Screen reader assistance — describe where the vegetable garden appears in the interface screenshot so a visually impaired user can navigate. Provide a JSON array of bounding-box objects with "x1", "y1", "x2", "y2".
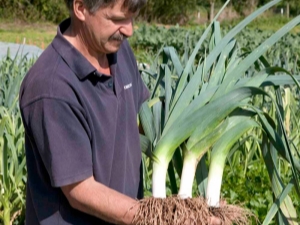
[{"x1": 1, "y1": 0, "x2": 300, "y2": 224}]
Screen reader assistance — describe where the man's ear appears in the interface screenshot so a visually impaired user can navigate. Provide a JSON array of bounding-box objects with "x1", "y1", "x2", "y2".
[{"x1": 73, "y1": 0, "x2": 86, "y2": 21}]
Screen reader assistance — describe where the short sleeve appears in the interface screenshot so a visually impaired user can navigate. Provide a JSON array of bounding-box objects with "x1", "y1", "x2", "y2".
[{"x1": 22, "y1": 98, "x2": 93, "y2": 187}]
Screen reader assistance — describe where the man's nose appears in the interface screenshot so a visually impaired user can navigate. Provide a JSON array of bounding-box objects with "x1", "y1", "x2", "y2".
[{"x1": 120, "y1": 18, "x2": 134, "y2": 38}]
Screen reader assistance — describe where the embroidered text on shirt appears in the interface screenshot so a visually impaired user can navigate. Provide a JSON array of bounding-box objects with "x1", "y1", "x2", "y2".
[{"x1": 124, "y1": 83, "x2": 132, "y2": 90}]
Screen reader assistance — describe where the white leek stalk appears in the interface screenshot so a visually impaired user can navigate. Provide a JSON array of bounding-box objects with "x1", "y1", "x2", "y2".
[
  {"x1": 178, "y1": 119, "x2": 229, "y2": 199},
  {"x1": 206, "y1": 156, "x2": 226, "y2": 207},
  {"x1": 178, "y1": 153, "x2": 198, "y2": 198},
  {"x1": 206, "y1": 118, "x2": 259, "y2": 207},
  {"x1": 152, "y1": 161, "x2": 168, "y2": 198}
]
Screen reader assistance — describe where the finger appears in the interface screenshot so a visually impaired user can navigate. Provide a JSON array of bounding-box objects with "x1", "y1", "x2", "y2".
[
  {"x1": 209, "y1": 216, "x2": 222, "y2": 225},
  {"x1": 220, "y1": 199, "x2": 227, "y2": 207}
]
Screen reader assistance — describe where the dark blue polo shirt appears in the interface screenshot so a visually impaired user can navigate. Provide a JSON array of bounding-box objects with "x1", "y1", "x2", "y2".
[{"x1": 19, "y1": 18, "x2": 149, "y2": 225}]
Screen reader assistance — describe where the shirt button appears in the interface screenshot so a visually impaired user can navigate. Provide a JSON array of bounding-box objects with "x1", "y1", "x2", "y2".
[{"x1": 108, "y1": 81, "x2": 113, "y2": 88}]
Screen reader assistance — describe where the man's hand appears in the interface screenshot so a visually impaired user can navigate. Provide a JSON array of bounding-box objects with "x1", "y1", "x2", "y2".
[
  {"x1": 209, "y1": 200, "x2": 226, "y2": 225},
  {"x1": 183, "y1": 215, "x2": 221, "y2": 225}
]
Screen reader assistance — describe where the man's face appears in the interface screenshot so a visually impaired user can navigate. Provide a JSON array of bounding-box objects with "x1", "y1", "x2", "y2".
[{"x1": 82, "y1": 0, "x2": 137, "y2": 54}]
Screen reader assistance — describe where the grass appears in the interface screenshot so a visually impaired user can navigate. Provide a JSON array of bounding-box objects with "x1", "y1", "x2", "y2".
[
  {"x1": 0, "y1": 15, "x2": 299, "y2": 52},
  {"x1": 220, "y1": 15, "x2": 300, "y2": 33},
  {"x1": 0, "y1": 19, "x2": 56, "y2": 50}
]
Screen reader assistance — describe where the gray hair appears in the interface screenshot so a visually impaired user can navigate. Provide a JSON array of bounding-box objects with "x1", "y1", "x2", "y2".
[{"x1": 64, "y1": 0, "x2": 147, "y2": 14}]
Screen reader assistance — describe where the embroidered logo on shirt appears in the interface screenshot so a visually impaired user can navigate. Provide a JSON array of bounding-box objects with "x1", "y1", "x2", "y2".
[{"x1": 124, "y1": 83, "x2": 132, "y2": 90}]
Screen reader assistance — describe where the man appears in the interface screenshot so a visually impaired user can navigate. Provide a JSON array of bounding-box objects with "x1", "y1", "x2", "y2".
[{"x1": 19, "y1": 0, "x2": 221, "y2": 224}]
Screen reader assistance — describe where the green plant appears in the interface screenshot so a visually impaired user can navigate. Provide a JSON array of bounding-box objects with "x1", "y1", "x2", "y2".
[
  {"x1": 0, "y1": 0, "x2": 68, "y2": 23},
  {"x1": 138, "y1": 0, "x2": 300, "y2": 223},
  {"x1": 0, "y1": 52, "x2": 35, "y2": 225}
]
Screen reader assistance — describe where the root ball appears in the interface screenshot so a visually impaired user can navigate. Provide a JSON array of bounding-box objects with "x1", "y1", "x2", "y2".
[{"x1": 132, "y1": 196, "x2": 254, "y2": 225}]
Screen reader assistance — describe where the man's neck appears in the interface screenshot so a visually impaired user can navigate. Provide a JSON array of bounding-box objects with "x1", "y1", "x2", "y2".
[{"x1": 62, "y1": 21, "x2": 111, "y2": 76}]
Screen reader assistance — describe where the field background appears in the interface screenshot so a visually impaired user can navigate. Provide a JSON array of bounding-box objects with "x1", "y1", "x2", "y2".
[
  {"x1": 0, "y1": 0, "x2": 300, "y2": 224},
  {"x1": 0, "y1": 0, "x2": 300, "y2": 54}
]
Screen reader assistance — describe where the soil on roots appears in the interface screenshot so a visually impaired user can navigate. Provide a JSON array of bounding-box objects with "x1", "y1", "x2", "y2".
[{"x1": 132, "y1": 196, "x2": 253, "y2": 225}]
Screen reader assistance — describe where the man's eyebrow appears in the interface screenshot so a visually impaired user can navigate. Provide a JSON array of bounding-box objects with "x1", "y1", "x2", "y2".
[
  {"x1": 106, "y1": 12, "x2": 127, "y2": 19},
  {"x1": 110, "y1": 15, "x2": 127, "y2": 19},
  {"x1": 106, "y1": 10, "x2": 138, "y2": 20}
]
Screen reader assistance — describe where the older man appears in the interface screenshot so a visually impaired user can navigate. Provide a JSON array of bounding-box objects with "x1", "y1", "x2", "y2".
[{"x1": 19, "y1": 0, "x2": 221, "y2": 224}]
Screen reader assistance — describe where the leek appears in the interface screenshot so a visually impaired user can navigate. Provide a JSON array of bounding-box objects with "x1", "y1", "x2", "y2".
[
  {"x1": 178, "y1": 118, "x2": 229, "y2": 199},
  {"x1": 206, "y1": 118, "x2": 259, "y2": 207},
  {"x1": 151, "y1": 87, "x2": 264, "y2": 198}
]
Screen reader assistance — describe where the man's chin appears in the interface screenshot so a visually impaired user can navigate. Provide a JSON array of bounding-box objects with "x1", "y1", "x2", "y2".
[{"x1": 106, "y1": 42, "x2": 123, "y2": 53}]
